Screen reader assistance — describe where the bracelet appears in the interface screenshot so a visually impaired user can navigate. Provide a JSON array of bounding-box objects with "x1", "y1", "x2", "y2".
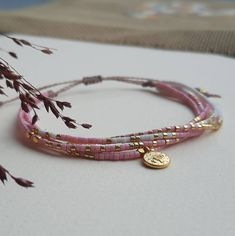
[{"x1": 18, "y1": 76, "x2": 223, "y2": 169}]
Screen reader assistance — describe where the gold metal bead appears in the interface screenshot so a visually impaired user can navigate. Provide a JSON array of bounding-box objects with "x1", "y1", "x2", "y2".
[
  {"x1": 183, "y1": 125, "x2": 190, "y2": 131},
  {"x1": 129, "y1": 143, "x2": 135, "y2": 148},
  {"x1": 172, "y1": 132, "x2": 177, "y2": 138},
  {"x1": 175, "y1": 126, "x2": 181, "y2": 131},
  {"x1": 153, "y1": 133, "x2": 159, "y2": 139},
  {"x1": 139, "y1": 142, "x2": 144, "y2": 147},
  {"x1": 33, "y1": 128, "x2": 39, "y2": 135},
  {"x1": 163, "y1": 133, "x2": 168, "y2": 138},
  {"x1": 32, "y1": 135, "x2": 40, "y2": 143},
  {"x1": 191, "y1": 124, "x2": 196, "y2": 129},
  {"x1": 45, "y1": 132, "x2": 50, "y2": 140},
  {"x1": 45, "y1": 141, "x2": 53, "y2": 147},
  {"x1": 56, "y1": 134, "x2": 62, "y2": 139},
  {"x1": 134, "y1": 142, "x2": 139, "y2": 147},
  {"x1": 26, "y1": 132, "x2": 31, "y2": 139},
  {"x1": 130, "y1": 135, "x2": 136, "y2": 142},
  {"x1": 175, "y1": 138, "x2": 180, "y2": 143},
  {"x1": 75, "y1": 152, "x2": 81, "y2": 157},
  {"x1": 106, "y1": 138, "x2": 112, "y2": 144},
  {"x1": 70, "y1": 145, "x2": 77, "y2": 152},
  {"x1": 152, "y1": 140, "x2": 157, "y2": 145},
  {"x1": 115, "y1": 145, "x2": 121, "y2": 151},
  {"x1": 56, "y1": 144, "x2": 62, "y2": 150},
  {"x1": 100, "y1": 146, "x2": 106, "y2": 152},
  {"x1": 84, "y1": 154, "x2": 95, "y2": 159},
  {"x1": 166, "y1": 139, "x2": 171, "y2": 145},
  {"x1": 85, "y1": 145, "x2": 91, "y2": 152}
]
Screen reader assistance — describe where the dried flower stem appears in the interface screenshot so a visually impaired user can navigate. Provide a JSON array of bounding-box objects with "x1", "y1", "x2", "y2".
[
  {"x1": 0, "y1": 34, "x2": 92, "y2": 188},
  {"x1": 0, "y1": 164, "x2": 34, "y2": 188}
]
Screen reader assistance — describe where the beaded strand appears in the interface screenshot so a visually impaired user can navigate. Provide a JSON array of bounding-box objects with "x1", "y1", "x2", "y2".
[{"x1": 18, "y1": 76, "x2": 222, "y2": 165}]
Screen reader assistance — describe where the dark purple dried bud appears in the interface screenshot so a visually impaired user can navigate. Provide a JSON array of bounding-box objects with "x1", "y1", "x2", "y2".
[
  {"x1": 13, "y1": 80, "x2": 20, "y2": 91},
  {"x1": 32, "y1": 114, "x2": 39, "y2": 125},
  {"x1": 22, "y1": 83, "x2": 33, "y2": 91},
  {"x1": 8, "y1": 51, "x2": 18, "y2": 59},
  {"x1": 43, "y1": 100, "x2": 50, "y2": 112},
  {"x1": 12, "y1": 177, "x2": 34, "y2": 188},
  {"x1": 50, "y1": 104, "x2": 60, "y2": 118},
  {"x1": 41, "y1": 48, "x2": 53, "y2": 55},
  {"x1": 65, "y1": 121, "x2": 77, "y2": 129},
  {"x1": 19, "y1": 39, "x2": 32, "y2": 46},
  {"x1": 36, "y1": 94, "x2": 45, "y2": 100},
  {"x1": 12, "y1": 38, "x2": 23, "y2": 46},
  {"x1": 81, "y1": 123, "x2": 92, "y2": 129},
  {"x1": 0, "y1": 165, "x2": 7, "y2": 184},
  {"x1": 62, "y1": 116, "x2": 76, "y2": 123},
  {"x1": 21, "y1": 102, "x2": 29, "y2": 113},
  {"x1": 61, "y1": 101, "x2": 71, "y2": 108},
  {"x1": 56, "y1": 101, "x2": 64, "y2": 111},
  {"x1": 6, "y1": 80, "x2": 13, "y2": 89},
  {"x1": 0, "y1": 89, "x2": 7, "y2": 96}
]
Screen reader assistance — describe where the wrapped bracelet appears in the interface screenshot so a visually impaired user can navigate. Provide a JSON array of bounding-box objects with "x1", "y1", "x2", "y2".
[{"x1": 18, "y1": 76, "x2": 223, "y2": 169}]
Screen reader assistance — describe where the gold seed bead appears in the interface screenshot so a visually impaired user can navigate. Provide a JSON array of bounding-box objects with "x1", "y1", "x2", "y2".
[
  {"x1": 139, "y1": 142, "x2": 144, "y2": 147},
  {"x1": 56, "y1": 134, "x2": 62, "y2": 139},
  {"x1": 197, "y1": 124, "x2": 202, "y2": 129},
  {"x1": 172, "y1": 132, "x2": 177, "y2": 138},
  {"x1": 56, "y1": 144, "x2": 62, "y2": 150},
  {"x1": 26, "y1": 132, "x2": 31, "y2": 139},
  {"x1": 154, "y1": 133, "x2": 159, "y2": 139},
  {"x1": 152, "y1": 140, "x2": 157, "y2": 145},
  {"x1": 45, "y1": 141, "x2": 53, "y2": 147},
  {"x1": 134, "y1": 142, "x2": 139, "y2": 147},
  {"x1": 100, "y1": 146, "x2": 106, "y2": 152},
  {"x1": 130, "y1": 136, "x2": 136, "y2": 142},
  {"x1": 33, "y1": 128, "x2": 39, "y2": 135},
  {"x1": 184, "y1": 125, "x2": 190, "y2": 131},
  {"x1": 85, "y1": 145, "x2": 91, "y2": 153},
  {"x1": 163, "y1": 133, "x2": 168, "y2": 138},
  {"x1": 84, "y1": 154, "x2": 95, "y2": 159},
  {"x1": 106, "y1": 138, "x2": 112, "y2": 144},
  {"x1": 129, "y1": 143, "x2": 135, "y2": 148},
  {"x1": 70, "y1": 145, "x2": 77, "y2": 152},
  {"x1": 115, "y1": 145, "x2": 121, "y2": 151},
  {"x1": 45, "y1": 132, "x2": 50, "y2": 140},
  {"x1": 194, "y1": 116, "x2": 201, "y2": 122},
  {"x1": 175, "y1": 126, "x2": 181, "y2": 131},
  {"x1": 166, "y1": 139, "x2": 171, "y2": 145},
  {"x1": 32, "y1": 135, "x2": 40, "y2": 143},
  {"x1": 75, "y1": 152, "x2": 81, "y2": 157}
]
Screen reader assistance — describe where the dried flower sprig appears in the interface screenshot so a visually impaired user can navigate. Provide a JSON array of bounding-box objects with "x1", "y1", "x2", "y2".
[
  {"x1": 0, "y1": 34, "x2": 92, "y2": 188},
  {"x1": 0, "y1": 35, "x2": 92, "y2": 129},
  {"x1": 0, "y1": 164, "x2": 34, "y2": 188},
  {"x1": 0, "y1": 33, "x2": 54, "y2": 55}
]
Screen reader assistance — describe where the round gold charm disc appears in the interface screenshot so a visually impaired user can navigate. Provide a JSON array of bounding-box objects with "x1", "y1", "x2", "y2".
[{"x1": 143, "y1": 151, "x2": 170, "y2": 169}]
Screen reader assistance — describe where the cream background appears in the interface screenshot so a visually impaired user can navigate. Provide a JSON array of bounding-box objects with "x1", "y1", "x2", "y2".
[{"x1": 0, "y1": 35, "x2": 234, "y2": 236}]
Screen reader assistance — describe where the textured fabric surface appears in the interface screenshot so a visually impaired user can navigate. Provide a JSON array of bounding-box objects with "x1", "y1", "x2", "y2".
[{"x1": 0, "y1": 0, "x2": 235, "y2": 56}]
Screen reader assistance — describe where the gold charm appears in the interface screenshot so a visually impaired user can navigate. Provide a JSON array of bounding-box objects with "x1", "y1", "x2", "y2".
[{"x1": 138, "y1": 147, "x2": 170, "y2": 169}]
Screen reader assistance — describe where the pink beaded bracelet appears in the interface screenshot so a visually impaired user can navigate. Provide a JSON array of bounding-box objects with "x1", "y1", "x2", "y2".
[{"x1": 18, "y1": 76, "x2": 223, "y2": 169}]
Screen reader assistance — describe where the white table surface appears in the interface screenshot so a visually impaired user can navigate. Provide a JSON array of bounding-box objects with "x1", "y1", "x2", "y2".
[{"x1": 0, "y1": 34, "x2": 234, "y2": 236}]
